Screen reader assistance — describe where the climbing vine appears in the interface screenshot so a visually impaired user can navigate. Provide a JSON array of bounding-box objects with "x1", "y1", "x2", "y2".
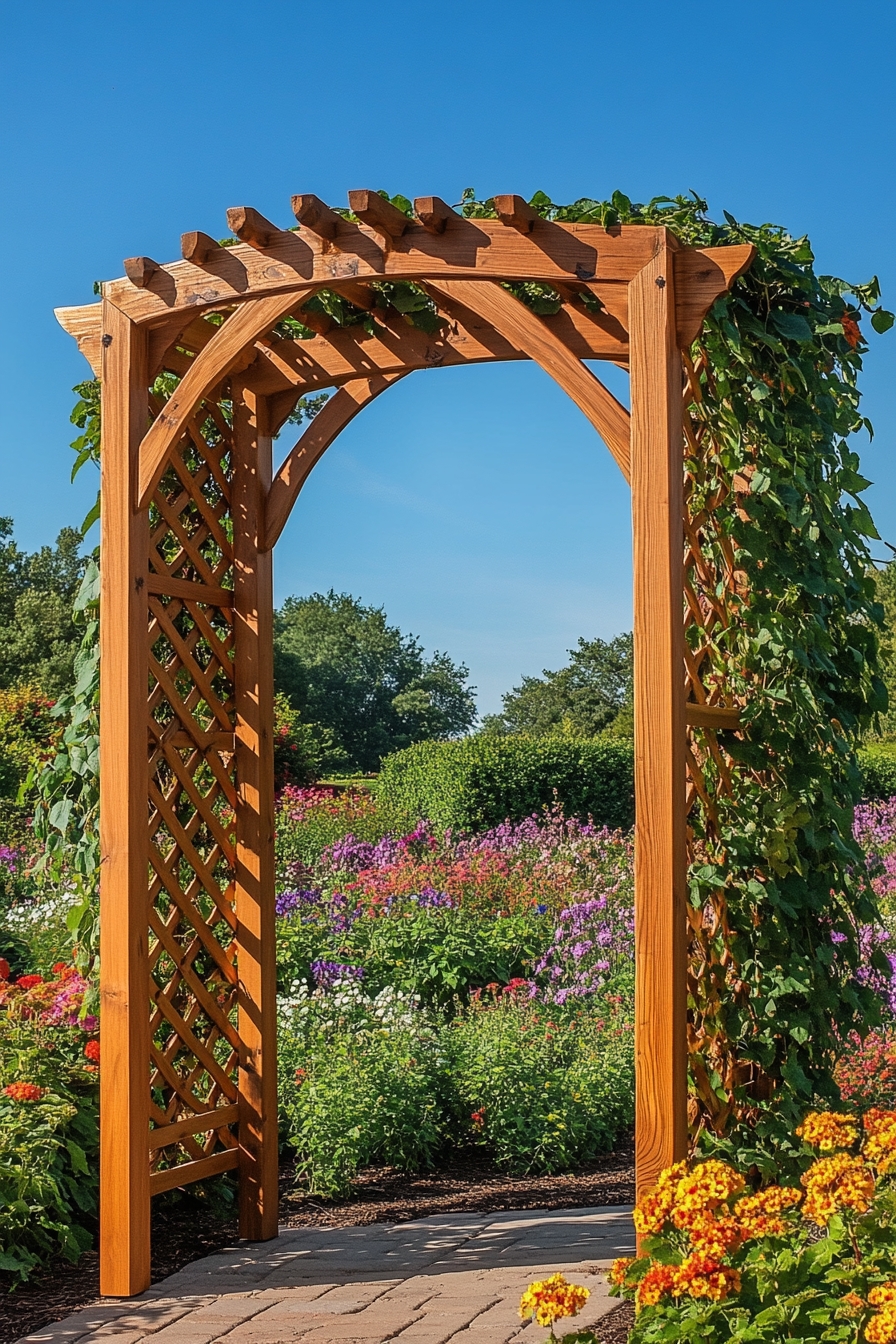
[{"x1": 38, "y1": 191, "x2": 893, "y2": 1154}]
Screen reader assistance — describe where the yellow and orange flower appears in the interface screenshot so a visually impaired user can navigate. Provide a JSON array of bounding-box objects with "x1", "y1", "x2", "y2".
[
  {"x1": 733, "y1": 1184, "x2": 802, "y2": 1238},
  {"x1": 866, "y1": 1282, "x2": 896, "y2": 1344},
  {"x1": 635, "y1": 1262, "x2": 677, "y2": 1309},
  {"x1": 519, "y1": 1274, "x2": 590, "y2": 1327},
  {"x1": 674, "y1": 1208, "x2": 742, "y2": 1259},
  {"x1": 3, "y1": 1081, "x2": 45, "y2": 1102},
  {"x1": 632, "y1": 1160, "x2": 688, "y2": 1235},
  {"x1": 801, "y1": 1152, "x2": 875, "y2": 1225},
  {"x1": 609, "y1": 1258, "x2": 634, "y2": 1287},
  {"x1": 673, "y1": 1254, "x2": 741, "y2": 1303},
  {"x1": 796, "y1": 1110, "x2": 859, "y2": 1152},
  {"x1": 863, "y1": 1109, "x2": 896, "y2": 1174}
]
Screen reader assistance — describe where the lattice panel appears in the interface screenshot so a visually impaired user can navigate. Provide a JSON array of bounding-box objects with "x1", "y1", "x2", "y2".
[
  {"x1": 681, "y1": 347, "x2": 763, "y2": 1137},
  {"x1": 145, "y1": 396, "x2": 240, "y2": 1184}
]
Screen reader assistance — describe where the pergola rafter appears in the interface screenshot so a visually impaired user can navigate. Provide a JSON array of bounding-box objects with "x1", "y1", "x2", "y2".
[{"x1": 55, "y1": 190, "x2": 755, "y2": 1298}]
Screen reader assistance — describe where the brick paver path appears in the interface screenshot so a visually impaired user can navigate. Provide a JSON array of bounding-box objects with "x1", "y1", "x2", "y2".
[{"x1": 20, "y1": 1206, "x2": 634, "y2": 1344}]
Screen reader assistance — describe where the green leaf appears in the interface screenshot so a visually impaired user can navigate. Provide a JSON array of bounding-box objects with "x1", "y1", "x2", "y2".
[
  {"x1": 871, "y1": 308, "x2": 895, "y2": 333},
  {"x1": 770, "y1": 310, "x2": 813, "y2": 342}
]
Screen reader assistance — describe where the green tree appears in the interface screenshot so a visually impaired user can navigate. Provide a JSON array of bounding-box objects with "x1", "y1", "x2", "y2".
[
  {"x1": 274, "y1": 591, "x2": 476, "y2": 771},
  {"x1": 482, "y1": 633, "x2": 632, "y2": 738},
  {"x1": 0, "y1": 518, "x2": 86, "y2": 697}
]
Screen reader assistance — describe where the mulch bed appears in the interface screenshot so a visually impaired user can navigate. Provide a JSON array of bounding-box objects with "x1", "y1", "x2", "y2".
[{"x1": 0, "y1": 1142, "x2": 635, "y2": 1344}]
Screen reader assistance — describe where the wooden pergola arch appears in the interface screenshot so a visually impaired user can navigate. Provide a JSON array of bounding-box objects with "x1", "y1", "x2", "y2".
[{"x1": 56, "y1": 190, "x2": 754, "y2": 1297}]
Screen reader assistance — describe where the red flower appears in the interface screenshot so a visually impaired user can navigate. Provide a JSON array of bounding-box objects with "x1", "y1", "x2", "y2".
[
  {"x1": 16, "y1": 975, "x2": 43, "y2": 989},
  {"x1": 84, "y1": 1039, "x2": 100, "y2": 1064},
  {"x1": 841, "y1": 311, "x2": 861, "y2": 348},
  {"x1": 294, "y1": 1067, "x2": 307, "y2": 1086},
  {"x1": 4, "y1": 1082, "x2": 45, "y2": 1102},
  {"x1": 471, "y1": 1109, "x2": 486, "y2": 1129},
  {"x1": 0, "y1": 958, "x2": 9, "y2": 982}
]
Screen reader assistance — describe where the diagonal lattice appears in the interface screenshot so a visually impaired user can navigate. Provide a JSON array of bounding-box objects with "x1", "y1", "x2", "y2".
[{"x1": 145, "y1": 402, "x2": 240, "y2": 1182}]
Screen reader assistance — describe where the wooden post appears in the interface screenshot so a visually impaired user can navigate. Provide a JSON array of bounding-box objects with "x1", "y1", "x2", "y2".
[
  {"x1": 98, "y1": 299, "x2": 151, "y2": 1296},
  {"x1": 629, "y1": 236, "x2": 689, "y2": 1201},
  {"x1": 232, "y1": 382, "x2": 279, "y2": 1241}
]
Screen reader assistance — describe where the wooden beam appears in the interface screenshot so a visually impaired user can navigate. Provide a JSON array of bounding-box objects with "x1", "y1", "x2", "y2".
[
  {"x1": 674, "y1": 244, "x2": 755, "y2": 346},
  {"x1": 226, "y1": 206, "x2": 281, "y2": 249},
  {"x1": 181, "y1": 231, "x2": 223, "y2": 265},
  {"x1": 685, "y1": 703, "x2": 742, "y2": 730},
  {"x1": 347, "y1": 189, "x2": 409, "y2": 238},
  {"x1": 291, "y1": 193, "x2": 342, "y2": 239},
  {"x1": 124, "y1": 257, "x2": 161, "y2": 289},
  {"x1": 629, "y1": 234, "x2": 688, "y2": 1203},
  {"x1": 137, "y1": 290, "x2": 307, "y2": 510},
  {"x1": 231, "y1": 382, "x2": 279, "y2": 1242},
  {"x1": 68, "y1": 223, "x2": 669, "y2": 325},
  {"x1": 98, "y1": 300, "x2": 151, "y2": 1297},
  {"x1": 426, "y1": 279, "x2": 632, "y2": 480},
  {"x1": 149, "y1": 1148, "x2": 239, "y2": 1196},
  {"x1": 414, "y1": 196, "x2": 457, "y2": 234},
  {"x1": 494, "y1": 194, "x2": 540, "y2": 232},
  {"x1": 264, "y1": 374, "x2": 405, "y2": 550}
]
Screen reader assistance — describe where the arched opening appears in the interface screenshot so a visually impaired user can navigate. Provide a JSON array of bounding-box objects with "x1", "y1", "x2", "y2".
[{"x1": 55, "y1": 196, "x2": 754, "y2": 1295}]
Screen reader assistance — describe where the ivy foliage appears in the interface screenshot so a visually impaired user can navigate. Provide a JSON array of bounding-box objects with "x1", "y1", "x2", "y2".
[{"x1": 40, "y1": 191, "x2": 893, "y2": 1149}]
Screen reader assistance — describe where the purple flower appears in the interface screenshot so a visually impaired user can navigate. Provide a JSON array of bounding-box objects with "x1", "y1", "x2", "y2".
[
  {"x1": 310, "y1": 960, "x2": 364, "y2": 990},
  {"x1": 411, "y1": 887, "x2": 454, "y2": 910},
  {"x1": 276, "y1": 889, "x2": 321, "y2": 918}
]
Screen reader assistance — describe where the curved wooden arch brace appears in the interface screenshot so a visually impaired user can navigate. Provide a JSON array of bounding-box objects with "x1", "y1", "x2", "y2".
[
  {"x1": 263, "y1": 374, "x2": 406, "y2": 551},
  {"x1": 137, "y1": 289, "x2": 316, "y2": 508},
  {"x1": 425, "y1": 280, "x2": 632, "y2": 479}
]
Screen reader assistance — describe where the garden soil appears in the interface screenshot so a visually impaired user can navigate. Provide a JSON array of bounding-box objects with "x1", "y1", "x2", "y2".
[{"x1": 0, "y1": 1144, "x2": 634, "y2": 1344}]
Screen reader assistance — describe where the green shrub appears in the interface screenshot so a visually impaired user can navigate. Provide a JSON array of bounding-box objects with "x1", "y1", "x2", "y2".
[
  {"x1": 278, "y1": 985, "x2": 445, "y2": 1196},
  {"x1": 448, "y1": 994, "x2": 634, "y2": 1173},
  {"x1": 0, "y1": 1009, "x2": 99, "y2": 1279},
  {"x1": 377, "y1": 735, "x2": 634, "y2": 833},
  {"x1": 275, "y1": 786, "x2": 392, "y2": 872},
  {"x1": 859, "y1": 742, "x2": 896, "y2": 799}
]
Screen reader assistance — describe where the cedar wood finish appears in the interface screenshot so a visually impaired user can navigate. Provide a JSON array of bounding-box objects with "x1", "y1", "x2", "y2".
[{"x1": 55, "y1": 192, "x2": 755, "y2": 1296}]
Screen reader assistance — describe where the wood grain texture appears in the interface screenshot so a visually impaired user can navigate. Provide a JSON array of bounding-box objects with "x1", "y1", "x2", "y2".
[
  {"x1": 629, "y1": 237, "x2": 689, "y2": 1204},
  {"x1": 426, "y1": 279, "x2": 632, "y2": 478},
  {"x1": 264, "y1": 374, "x2": 405, "y2": 550},
  {"x1": 98, "y1": 300, "x2": 152, "y2": 1296},
  {"x1": 90, "y1": 221, "x2": 667, "y2": 325},
  {"x1": 231, "y1": 385, "x2": 279, "y2": 1242},
  {"x1": 674, "y1": 244, "x2": 756, "y2": 347},
  {"x1": 137, "y1": 291, "x2": 303, "y2": 509}
]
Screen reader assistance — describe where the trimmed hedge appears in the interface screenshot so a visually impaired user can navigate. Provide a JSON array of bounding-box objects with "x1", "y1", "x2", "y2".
[
  {"x1": 858, "y1": 744, "x2": 896, "y2": 800},
  {"x1": 377, "y1": 736, "x2": 634, "y2": 833}
]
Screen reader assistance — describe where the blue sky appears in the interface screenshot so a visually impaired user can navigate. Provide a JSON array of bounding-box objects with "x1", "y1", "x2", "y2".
[{"x1": 2, "y1": 1, "x2": 894, "y2": 713}]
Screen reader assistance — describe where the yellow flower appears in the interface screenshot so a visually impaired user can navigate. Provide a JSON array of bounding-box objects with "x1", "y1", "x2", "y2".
[
  {"x1": 519, "y1": 1274, "x2": 590, "y2": 1327},
  {"x1": 801, "y1": 1152, "x2": 875, "y2": 1225},
  {"x1": 635, "y1": 1262, "x2": 677, "y2": 1310},
  {"x1": 863, "y1": 1109, "x2": 896, "y2": 1174},
  {"x1": 796, "y1": 1110, "x2": 859, "y2": 1152}
]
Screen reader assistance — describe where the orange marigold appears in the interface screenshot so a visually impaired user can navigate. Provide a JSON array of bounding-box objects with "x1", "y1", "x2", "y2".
[
  {"x1": 801, "y1": 1152, "x2": 875, "y2": 1225},
  {"x1": 519, "y1": 1274, "x2": 590, "y2": 1327},
  {"x1": 673, "y1": 1255, "x2": 741, "y2": 1303},
  {"x1": 796, "y1": 1110, "x2": 859, "y2": 1152},
  {"x1": 84, "y1": 1039, "x2": 100, "y2": 1064},
  {"x1": 3, "y1": 1081, "x2": 45, "y2": 1102},
  {"x1": 864, "y1": 1109, "x2": 896, "y2": 1174}
]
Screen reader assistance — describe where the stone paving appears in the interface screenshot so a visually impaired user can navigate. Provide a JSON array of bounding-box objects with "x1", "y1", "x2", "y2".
[{"x1": 20, "y1": 1207, "x2": 635, "y2": 1344}]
